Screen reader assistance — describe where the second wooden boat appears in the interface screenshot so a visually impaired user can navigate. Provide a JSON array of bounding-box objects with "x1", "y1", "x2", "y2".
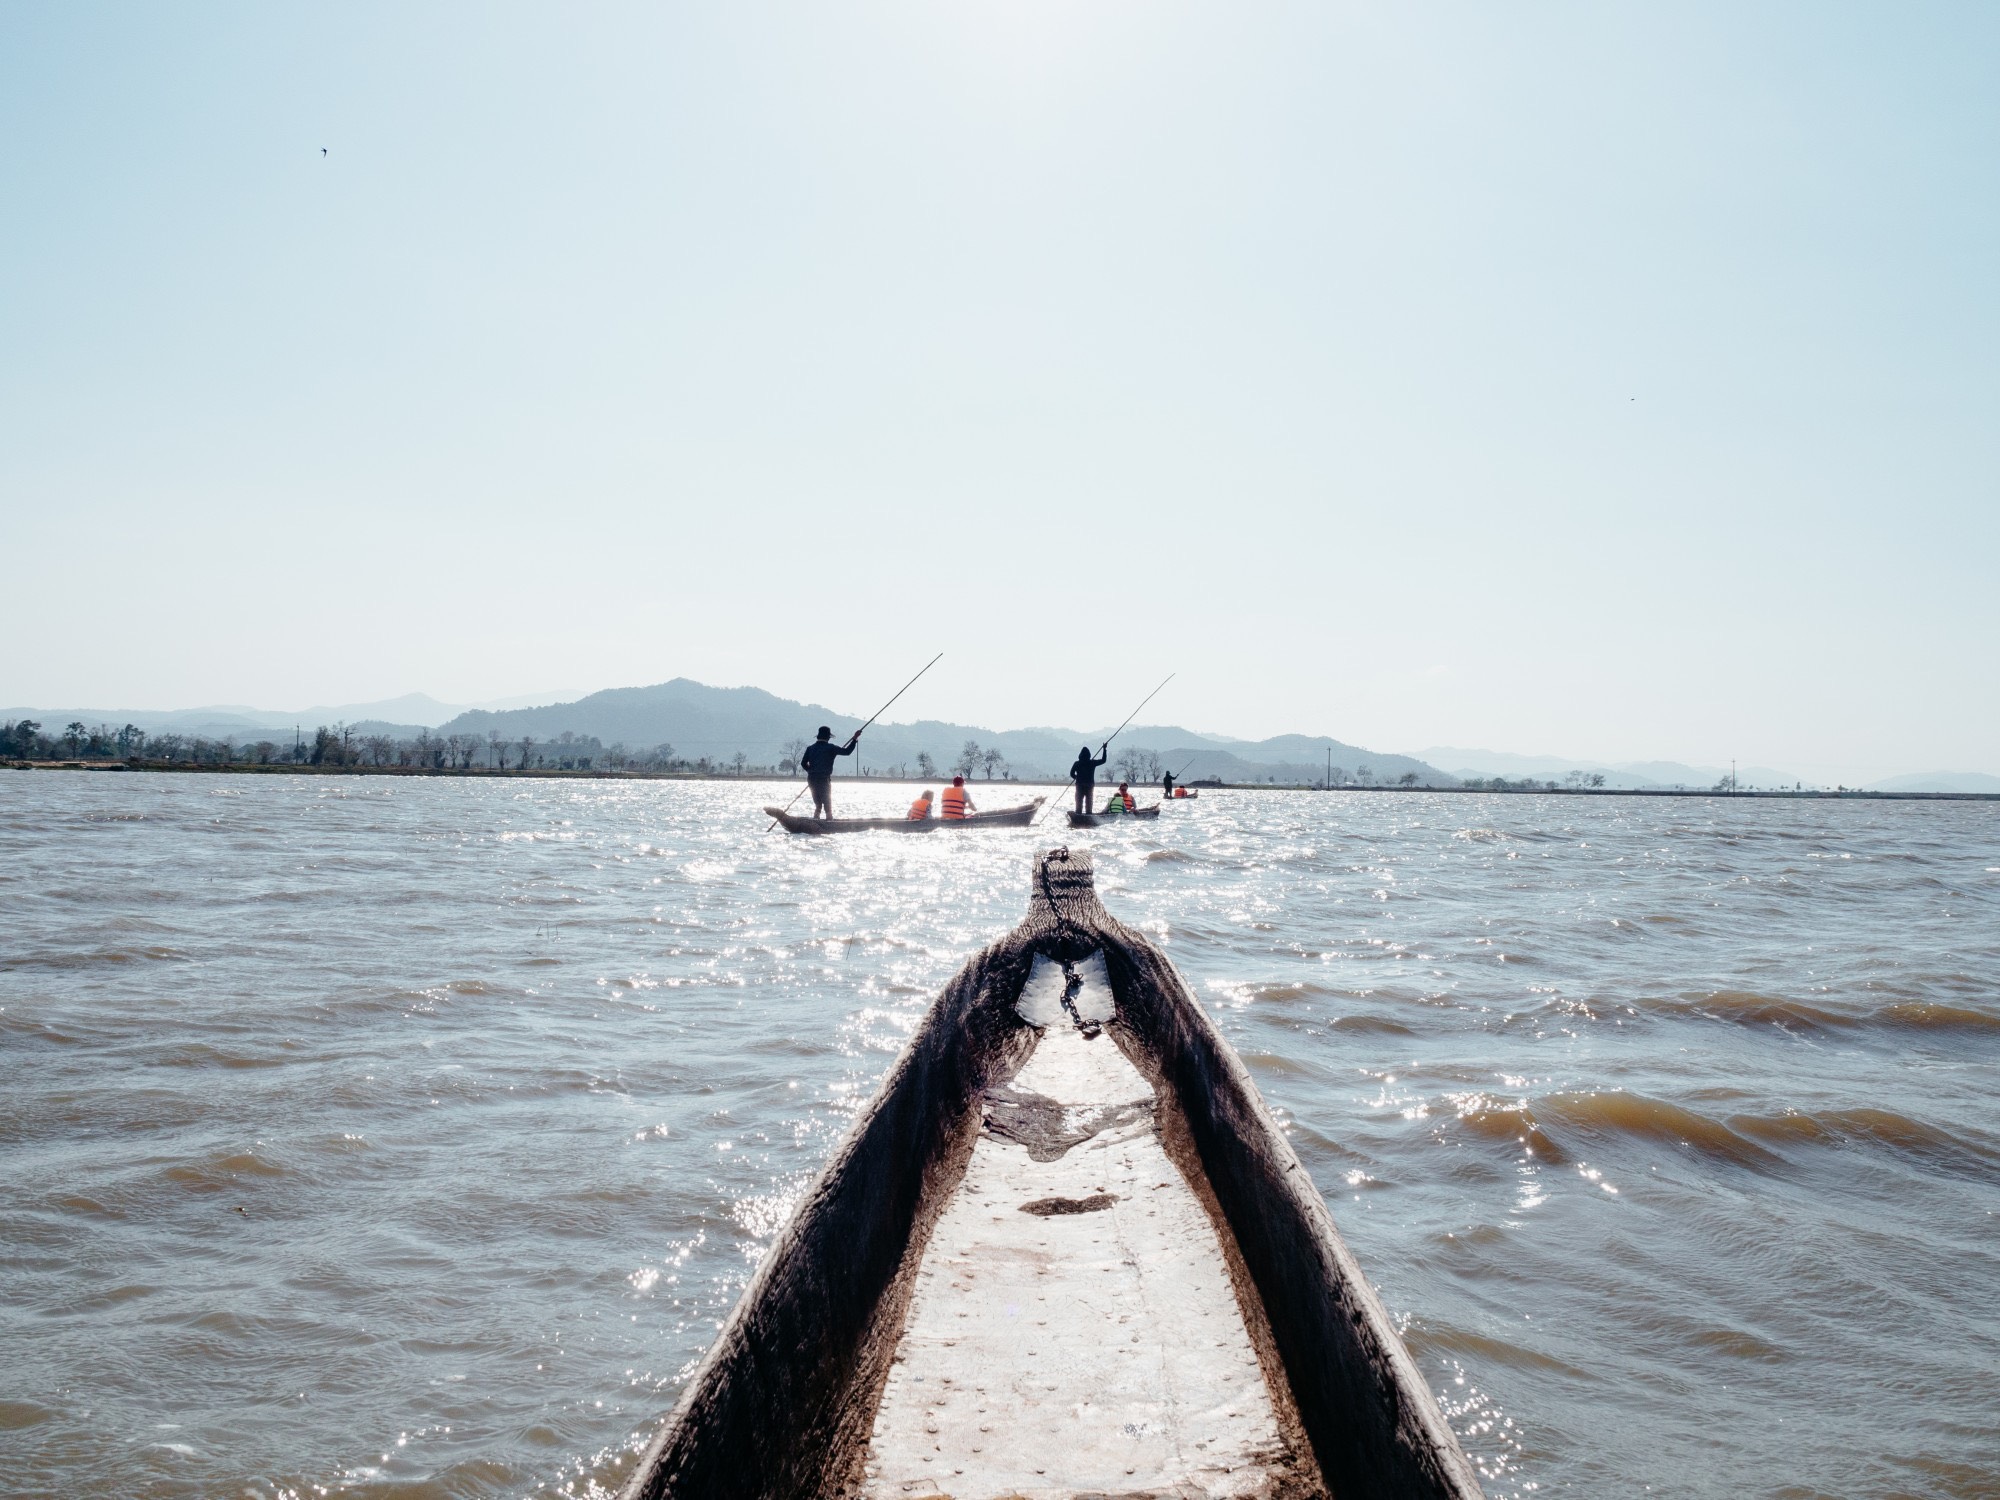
[
  {"x1": 1066, "y1": 802, "x2": 1162, "y2": 826},
  {"x1": 618, "y1": 849, "x2": 1482, "y2": 1500},
  {"x1": 767, "y1": 801, "x2": 1042, "y2": 834}
]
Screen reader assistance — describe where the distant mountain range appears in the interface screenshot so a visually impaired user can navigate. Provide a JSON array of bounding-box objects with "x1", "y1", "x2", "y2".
[
  {"x1": 0, "y1": 690, "x2": 577, "y2": 741},
  {"x1": 7, "y1": 683, "x2": 1990, "y2": 791},
  {"x1": 422, "y1": 680, "x2": 1451, "y2": 784}
]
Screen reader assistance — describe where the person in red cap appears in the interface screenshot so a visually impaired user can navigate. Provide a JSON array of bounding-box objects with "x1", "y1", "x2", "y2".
[{"x1": 940, "y1": 775, "x2": 977, "y2": 820}]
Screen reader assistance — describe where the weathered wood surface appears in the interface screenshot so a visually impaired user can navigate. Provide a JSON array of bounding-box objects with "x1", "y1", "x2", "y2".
[{"x1": 617, "y1": 848, "x2": 1482, "y2": 1500}]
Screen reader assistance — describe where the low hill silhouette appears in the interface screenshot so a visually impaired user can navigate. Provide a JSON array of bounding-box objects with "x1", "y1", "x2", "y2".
[{"x1": 432, "y1": 678, "x2": 1453, "y2": 784}]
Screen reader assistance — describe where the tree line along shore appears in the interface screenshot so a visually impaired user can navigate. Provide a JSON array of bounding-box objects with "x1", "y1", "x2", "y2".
[
  {"x1": 6, "y1": 720, "x2": 1991, "y2": 799},
  {"x1": 5, "y1": 760, "x2": 1993, "y2": 801},
  {"x1": 2, "y1": 719, "x2": 1025, "y2": 780}
]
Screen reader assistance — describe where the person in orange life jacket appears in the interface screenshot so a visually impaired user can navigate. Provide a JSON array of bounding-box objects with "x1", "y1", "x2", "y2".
[
  {"x1": 941, "y1": 776, "x2": 977, "y2": 820},
  {"x1": 1100, "y1": 782, "x2": 1136, "y2": 815},
  {"x1": 1069, "y1": 742, "x2": 1109, "y2": 814},
  {"x1": 799, "y1": 724, "x2": 860, "y2": 819},
  {"x1": 907, "y1": 789, "x2": 935, "y2": 821}
]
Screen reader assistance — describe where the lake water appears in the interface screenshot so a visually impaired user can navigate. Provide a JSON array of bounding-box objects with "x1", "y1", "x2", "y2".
[{"x1": 2, "y1": 774, "x2": 1997, "y2": 1499}]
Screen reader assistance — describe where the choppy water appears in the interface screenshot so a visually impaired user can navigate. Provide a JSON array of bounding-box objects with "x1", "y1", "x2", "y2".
[{"x1": 2, "y1": 774, "x2": 1997, "y2": 1499}]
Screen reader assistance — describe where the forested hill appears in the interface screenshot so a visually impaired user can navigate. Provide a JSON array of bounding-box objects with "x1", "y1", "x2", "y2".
[{"x1": 431, "y1": 678, "x2": 1454, "y2": 784}]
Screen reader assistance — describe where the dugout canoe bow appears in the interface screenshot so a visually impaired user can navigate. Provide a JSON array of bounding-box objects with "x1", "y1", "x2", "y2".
[{"x1": 618, "y1": 848, "x2": 1481, "y2": 1500}]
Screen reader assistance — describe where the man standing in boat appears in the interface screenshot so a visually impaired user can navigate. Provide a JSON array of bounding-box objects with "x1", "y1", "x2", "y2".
[
  {"x1": 1069, "y1": 742, "x2": 1109, "y2": 816},
  {"x1": 800, "y1": 724, "x2": 860, "y2": 819},
  {"x1": 1161, "y1": 768, "x2": 1177, "y2": 800}
]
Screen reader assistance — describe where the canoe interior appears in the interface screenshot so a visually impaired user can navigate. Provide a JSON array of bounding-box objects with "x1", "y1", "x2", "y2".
[
  {"x1": 619, "y1": 850, "x2": 1481, "y2": 1500},
  {"x1": 766, "y1": 801, "x2": 1041, "y2": 834}
]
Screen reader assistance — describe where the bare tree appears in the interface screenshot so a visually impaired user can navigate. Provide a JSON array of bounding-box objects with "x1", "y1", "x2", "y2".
[
  {"x1": 488, "y1": 731, "x2": 505, "y2": 768},
  {"x1": 1114, "y1": 747, "x2": 1160, "y2": 783},
  {"x1": 981, "y1": 746, "x2": 1007, "y2": 781},
  {"x1": 518, "y1": 735, "x2": 535, "y2": 770},
  {"x1": 1398, "y1": 771, "x2": 1419, "y2": 787},
  {"x1": 731, "y1": 750, "x2": 748, "y2": 776},
  {"x1": 916, "y1": 750, "x2": 936, "y2": 778},
  {"x1": 954, "y1": 740, "x2": 981, "y2": 777}
]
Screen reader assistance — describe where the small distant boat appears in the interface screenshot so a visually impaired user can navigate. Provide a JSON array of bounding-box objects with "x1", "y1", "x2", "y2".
[
  {"x1": 618, "y1": 849, "x2": 1482, "y2": 1500},
  {"x1": 1066, "y1": 802, "x2": 1162, "y2": 827},
  {"x1": 766, "y1": 800, "x2": 1042, "y2": 834}
]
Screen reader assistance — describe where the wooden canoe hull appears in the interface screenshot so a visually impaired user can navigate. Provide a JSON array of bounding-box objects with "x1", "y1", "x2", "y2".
[
  {"x1": 619, "y1": 850, "x2": 1482, "y2": 1500},
  {"x1": 766, "y1": 801, "x2": 1041, "y2": 834},
  {"x1": 1066, "y1": 802, "x2": 1161, "y2": 826}
]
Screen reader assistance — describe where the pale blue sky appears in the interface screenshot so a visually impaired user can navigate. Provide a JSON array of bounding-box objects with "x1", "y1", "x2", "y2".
[{"x1": 3, "y1": 3, "x2": 1994, "y2": 781}]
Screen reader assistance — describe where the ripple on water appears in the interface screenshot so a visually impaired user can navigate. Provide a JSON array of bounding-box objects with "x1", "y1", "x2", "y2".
[{"x1": 1329, "y1": 1013, "x2": 1418, "y2": 1036}]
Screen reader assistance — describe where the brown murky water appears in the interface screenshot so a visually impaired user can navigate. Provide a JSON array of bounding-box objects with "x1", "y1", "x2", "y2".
[{"x1": 2, "y1": 774, "x2": 1996, "y2": 1497}]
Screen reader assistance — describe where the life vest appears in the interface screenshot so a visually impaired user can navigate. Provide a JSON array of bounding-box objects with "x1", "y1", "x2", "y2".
[
  {"x1": 908, "y1": 796, "x2": 932, "y2": 820},
  {"x1": 941, "y1": 785, "x2": 970, "y2": 819},
  {"x1": 1101, "y1": 790, "x2": 1128, "y2": 815}
]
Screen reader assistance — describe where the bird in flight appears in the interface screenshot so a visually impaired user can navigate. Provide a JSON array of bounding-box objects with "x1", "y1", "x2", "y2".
[{"x1": 321, "y1": 147, "x2": 327, "y2": 157}]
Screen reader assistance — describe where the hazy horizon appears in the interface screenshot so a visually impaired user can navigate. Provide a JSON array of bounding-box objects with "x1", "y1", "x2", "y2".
[
  {"x1": 4, "y1": 4, "x2": 1994, "y2": 782},
  {"x1": 3, "y1": 672, "x2": 1989, "y2": 788}
]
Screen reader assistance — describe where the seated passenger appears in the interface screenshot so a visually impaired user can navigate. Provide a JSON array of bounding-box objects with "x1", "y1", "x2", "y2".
[
  {"x1": 941, "y1": 775, "x2": 977, "y2": 820},
  {"x1": 1102, "y1": 781, "x2": 1136, "y2": 815},
  {"x1": 907, "y1": 789, "x2": 935, "y2": 820}
]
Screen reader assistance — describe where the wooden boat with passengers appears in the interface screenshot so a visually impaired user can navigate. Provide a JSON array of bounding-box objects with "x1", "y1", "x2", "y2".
[
  {"x1": 767, "y1": 801, "x2": 1043, "y2": 834},
  {"x1": 1067, "y1": 801, "x2": 1162, "y2": 827},
  {"x1": 619, "y1": 849, "x2": 1482, "y2": 1500}
]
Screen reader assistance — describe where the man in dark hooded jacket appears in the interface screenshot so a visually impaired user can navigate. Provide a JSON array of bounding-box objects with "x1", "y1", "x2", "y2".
[
  {"x1": 800, "y1": 724, "x2": 860, "y2": 818},
  {"x1": 1069, "y1": 742, "x2": 1109, "y2": 815}
]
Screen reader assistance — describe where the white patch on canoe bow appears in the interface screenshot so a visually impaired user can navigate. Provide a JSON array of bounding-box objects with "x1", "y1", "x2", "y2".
[{"x1": 861, "y1": 993, "x2": 1290, "y2": 1498}]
